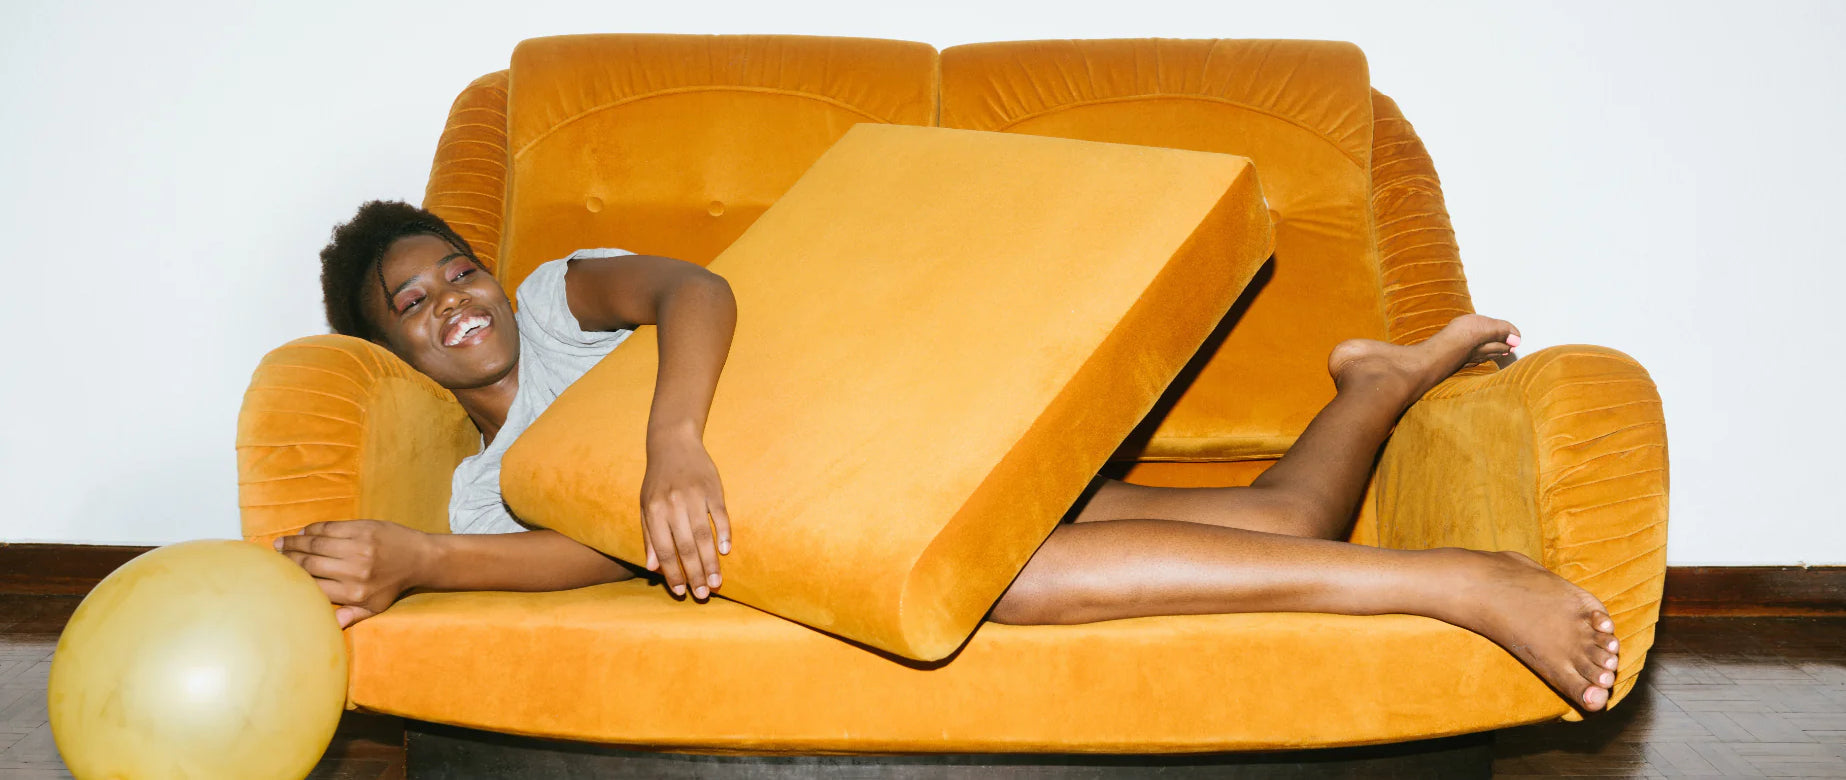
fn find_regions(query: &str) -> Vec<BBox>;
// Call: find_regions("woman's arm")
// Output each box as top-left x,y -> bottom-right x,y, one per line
277,521 -> 637,628
565,255 -> 738,600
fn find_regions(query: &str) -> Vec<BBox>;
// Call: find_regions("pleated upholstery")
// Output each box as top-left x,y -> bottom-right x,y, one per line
345,581 -> 1570,751
497,34 -> 938,293
1376,345 -> 1670,715
503,124 -> 1275,660
1370,89 -> 1480,349
941,39 -> 1387,462
423,70 -> 510,274
237,336 -> 478,546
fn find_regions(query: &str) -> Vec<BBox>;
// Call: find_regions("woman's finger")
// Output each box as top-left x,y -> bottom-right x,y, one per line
667,499 -> 709,600
277,533 -> 361,560
708,494 -> 732,557
309,575 -> 357,605
300,551 -> 361,583
644,501 -> 688,595
686,494 -> 722,591
302,520 -> 368,538
641,522 -> 659,572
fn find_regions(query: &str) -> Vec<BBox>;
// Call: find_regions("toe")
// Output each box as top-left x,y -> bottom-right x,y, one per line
1582,684 -> 1610,711
1595,646 -> 1619,671
1599,633 -> 1620,653
1591,611 -> 1615,633
1576,657 -> 1615,689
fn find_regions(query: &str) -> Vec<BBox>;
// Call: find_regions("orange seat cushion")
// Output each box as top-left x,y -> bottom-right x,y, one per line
345,582 -> 1571,751
502,123 -> 1273,660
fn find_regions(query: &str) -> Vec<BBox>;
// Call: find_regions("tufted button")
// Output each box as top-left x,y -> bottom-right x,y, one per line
584,196 -> 604,213
707,200 -> 726,217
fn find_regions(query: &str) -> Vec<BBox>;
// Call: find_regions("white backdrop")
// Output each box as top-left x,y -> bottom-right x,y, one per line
2,0 -> 1841,564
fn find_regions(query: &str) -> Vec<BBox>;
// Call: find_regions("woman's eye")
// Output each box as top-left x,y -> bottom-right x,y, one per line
452,269 -> 473,282
401,297 -> 423,312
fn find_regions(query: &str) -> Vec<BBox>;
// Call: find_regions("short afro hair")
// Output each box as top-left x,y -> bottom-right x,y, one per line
319,200 -> 479,340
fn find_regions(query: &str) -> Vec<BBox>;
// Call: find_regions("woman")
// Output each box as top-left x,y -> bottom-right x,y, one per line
278,200 -> 1622,712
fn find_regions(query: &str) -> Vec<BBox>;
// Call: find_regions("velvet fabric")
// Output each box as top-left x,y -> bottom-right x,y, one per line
497,34 -> 938,293
237,336 -> 478,548
236,34 -> 1671,751
1376,345 -> 1670,719
344,581 -> 1570,752
501,123 -> 1275,660
940,39 -> 1387,462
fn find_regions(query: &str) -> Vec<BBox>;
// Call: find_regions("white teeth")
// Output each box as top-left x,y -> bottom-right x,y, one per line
445,315 -> 489,346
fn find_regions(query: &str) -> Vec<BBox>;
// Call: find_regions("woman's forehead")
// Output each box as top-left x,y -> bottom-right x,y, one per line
380,234 -> 460,281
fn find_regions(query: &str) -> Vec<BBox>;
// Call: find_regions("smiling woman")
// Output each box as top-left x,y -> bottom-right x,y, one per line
283,200 -> 741,626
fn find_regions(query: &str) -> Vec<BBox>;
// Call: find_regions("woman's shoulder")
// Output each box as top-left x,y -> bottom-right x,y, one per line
514,249 -> 636,357
516,248 -> 634,300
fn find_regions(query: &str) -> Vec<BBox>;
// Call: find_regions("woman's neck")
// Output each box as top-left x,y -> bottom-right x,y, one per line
453,362 -> 520,446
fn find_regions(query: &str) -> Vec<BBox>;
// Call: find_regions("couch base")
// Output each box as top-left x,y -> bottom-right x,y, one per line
405,721 -> 1493,779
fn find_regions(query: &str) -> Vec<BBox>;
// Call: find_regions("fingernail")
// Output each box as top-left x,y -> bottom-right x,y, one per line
694,586 -> 709,599
671,584 -> 686,596
1506,334 -> 1522,348
719,540 -> 730,555
272,538 -> 282,550
708,573 -> 721,589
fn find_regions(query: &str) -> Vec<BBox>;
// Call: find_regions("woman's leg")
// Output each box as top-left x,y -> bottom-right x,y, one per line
1072,315 -> 1521,540
995,315 -> 1624,711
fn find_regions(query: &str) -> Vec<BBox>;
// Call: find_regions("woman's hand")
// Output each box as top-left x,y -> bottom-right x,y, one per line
275,519 -> 435,628
639,429 -> 732,600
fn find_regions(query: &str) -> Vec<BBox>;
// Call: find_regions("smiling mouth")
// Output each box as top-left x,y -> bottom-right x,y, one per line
443,311 -> 493,348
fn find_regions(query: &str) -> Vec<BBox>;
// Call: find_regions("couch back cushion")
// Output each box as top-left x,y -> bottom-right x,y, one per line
503,125 -> 1274,660
942,39 -> 1385,461
499,34 -> 938,293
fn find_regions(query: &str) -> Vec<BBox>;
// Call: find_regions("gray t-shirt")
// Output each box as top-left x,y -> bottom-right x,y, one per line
449,249 -> 634,535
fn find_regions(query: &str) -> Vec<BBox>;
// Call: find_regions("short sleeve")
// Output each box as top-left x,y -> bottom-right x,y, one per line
514,249 -> 636,352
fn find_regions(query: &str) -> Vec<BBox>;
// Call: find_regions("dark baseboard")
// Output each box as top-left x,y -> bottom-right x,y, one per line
0,543 -> 155,595
1661,565 -> 1846,617
2,543 -> 1842,616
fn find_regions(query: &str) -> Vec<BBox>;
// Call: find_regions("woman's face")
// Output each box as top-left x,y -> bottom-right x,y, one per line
366,234 -> 519,389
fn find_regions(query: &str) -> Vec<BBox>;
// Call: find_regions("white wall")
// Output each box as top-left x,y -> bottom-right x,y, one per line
1,0 -> 1840,563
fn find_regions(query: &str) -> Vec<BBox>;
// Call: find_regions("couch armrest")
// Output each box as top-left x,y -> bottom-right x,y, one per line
1375,345 -> 1669,712
423,70 -> 509,273
237,335 -> 480,546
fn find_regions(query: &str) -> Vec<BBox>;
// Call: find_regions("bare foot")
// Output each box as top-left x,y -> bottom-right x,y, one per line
1327,314 -> 1521,406
1433,548 -> 1622,712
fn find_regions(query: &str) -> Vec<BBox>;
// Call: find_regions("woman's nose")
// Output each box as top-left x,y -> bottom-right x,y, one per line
434,285 -> 471,316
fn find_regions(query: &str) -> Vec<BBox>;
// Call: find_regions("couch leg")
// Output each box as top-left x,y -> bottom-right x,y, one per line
404,721 -> 1493,779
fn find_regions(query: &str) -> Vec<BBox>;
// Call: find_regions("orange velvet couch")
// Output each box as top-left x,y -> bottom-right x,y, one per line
238,35 -> 1669,756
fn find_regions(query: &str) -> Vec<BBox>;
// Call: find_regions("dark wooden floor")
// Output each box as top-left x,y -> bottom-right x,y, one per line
3,595 -> 1842,779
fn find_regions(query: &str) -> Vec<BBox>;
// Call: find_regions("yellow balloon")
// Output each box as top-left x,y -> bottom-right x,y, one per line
49,539 -> 348,780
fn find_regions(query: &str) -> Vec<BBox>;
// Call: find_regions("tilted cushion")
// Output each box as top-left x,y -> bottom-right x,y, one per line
942,39 -> 1382,461
502,124 -> 1273,660
498,34 -> 938,293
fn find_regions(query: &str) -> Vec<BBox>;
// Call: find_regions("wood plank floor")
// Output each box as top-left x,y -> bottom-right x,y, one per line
3,595 -> 1842,778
